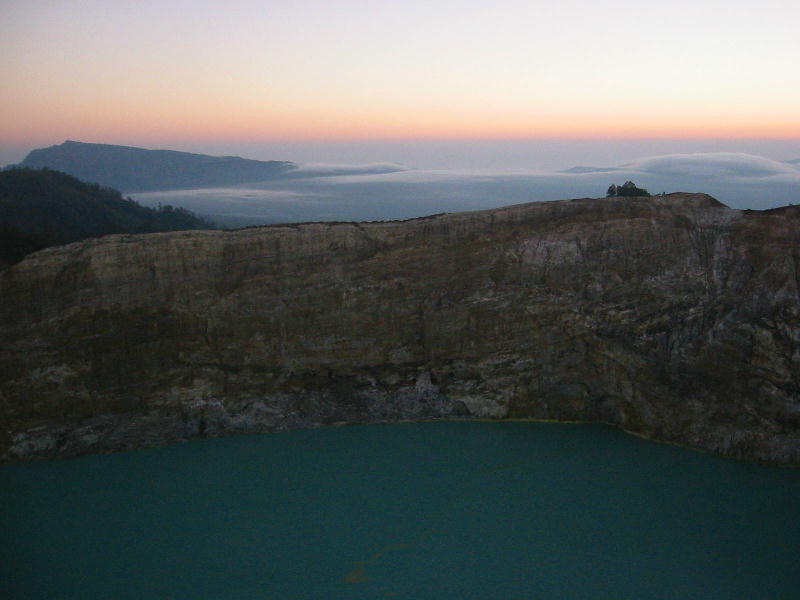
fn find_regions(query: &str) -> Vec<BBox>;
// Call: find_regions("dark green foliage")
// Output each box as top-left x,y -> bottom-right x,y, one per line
606,181 -> 651,197
0,168 -> 214,267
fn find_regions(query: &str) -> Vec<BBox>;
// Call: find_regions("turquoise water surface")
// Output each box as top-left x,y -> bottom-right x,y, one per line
2,422 -> 799,599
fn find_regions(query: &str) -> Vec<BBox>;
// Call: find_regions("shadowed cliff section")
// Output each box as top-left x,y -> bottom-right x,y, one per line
1,193 -> 799,464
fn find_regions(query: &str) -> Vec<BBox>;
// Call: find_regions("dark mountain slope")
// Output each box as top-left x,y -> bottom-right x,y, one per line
0,168 -> 213,267
16,140 -> 296,192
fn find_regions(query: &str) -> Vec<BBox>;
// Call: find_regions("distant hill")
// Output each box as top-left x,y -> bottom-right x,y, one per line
14,140 -> 297,192
0,168 -> 214,268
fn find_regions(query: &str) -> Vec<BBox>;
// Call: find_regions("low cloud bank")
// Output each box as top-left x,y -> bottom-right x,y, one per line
131,152 -> 799,227
624,153 -> 800,182
325,153 -> 800,185
136,188 -> 308,203
290,162 -> 408,177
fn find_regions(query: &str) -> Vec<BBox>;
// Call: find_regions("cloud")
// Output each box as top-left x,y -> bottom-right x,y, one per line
560,165 -> 621,174
315,153 -> 800,186
130,152 -> 800,226
319,167 -> 561,185
623,153 -> 800,182
290,162 -> 408,178
135,187 -> 308,203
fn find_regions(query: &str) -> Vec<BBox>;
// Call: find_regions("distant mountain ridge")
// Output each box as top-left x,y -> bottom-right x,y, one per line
15,141 -> 297,192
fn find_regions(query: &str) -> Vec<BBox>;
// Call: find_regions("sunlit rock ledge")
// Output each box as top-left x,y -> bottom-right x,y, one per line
2,193 -> 799,464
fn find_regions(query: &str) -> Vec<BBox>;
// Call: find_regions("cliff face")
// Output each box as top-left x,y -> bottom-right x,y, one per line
1,194 -> 799,464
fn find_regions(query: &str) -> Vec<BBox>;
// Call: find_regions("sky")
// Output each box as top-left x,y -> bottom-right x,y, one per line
2,0 -> 799,167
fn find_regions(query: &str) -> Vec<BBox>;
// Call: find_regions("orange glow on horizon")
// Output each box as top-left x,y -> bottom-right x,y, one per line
4,1 -> 798,154
3,105 -> 799,149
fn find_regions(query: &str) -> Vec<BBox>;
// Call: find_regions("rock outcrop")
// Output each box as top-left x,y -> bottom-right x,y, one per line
1,194 -> 798,464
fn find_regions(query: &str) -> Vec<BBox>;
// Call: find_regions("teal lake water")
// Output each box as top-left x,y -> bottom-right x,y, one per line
2,422 -> 799,599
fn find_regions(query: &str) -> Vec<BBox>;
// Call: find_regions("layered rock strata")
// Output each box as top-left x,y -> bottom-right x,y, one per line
1,194 -> 798,464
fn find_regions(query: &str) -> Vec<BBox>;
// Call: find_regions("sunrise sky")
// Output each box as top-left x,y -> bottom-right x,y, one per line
2,0 -> 799,163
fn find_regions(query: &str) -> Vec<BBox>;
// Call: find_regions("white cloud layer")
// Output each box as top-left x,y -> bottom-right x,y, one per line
291,162 -> 408,177
131,152 -> 800,227
136,188 -> 307,201
624,153 -> 800,182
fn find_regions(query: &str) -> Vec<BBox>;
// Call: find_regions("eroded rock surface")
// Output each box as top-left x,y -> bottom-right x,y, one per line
2,194 -> 799,463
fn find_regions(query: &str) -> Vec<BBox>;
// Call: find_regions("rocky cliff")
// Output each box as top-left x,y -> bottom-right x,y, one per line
1,194 -> 799,464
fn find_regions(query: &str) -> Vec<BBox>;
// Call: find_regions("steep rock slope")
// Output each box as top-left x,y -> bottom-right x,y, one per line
1,194 -> 798,463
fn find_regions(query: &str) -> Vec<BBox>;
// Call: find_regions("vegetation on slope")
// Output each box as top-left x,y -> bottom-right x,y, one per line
606,181 -> 651,197
0,167 -> 214,268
